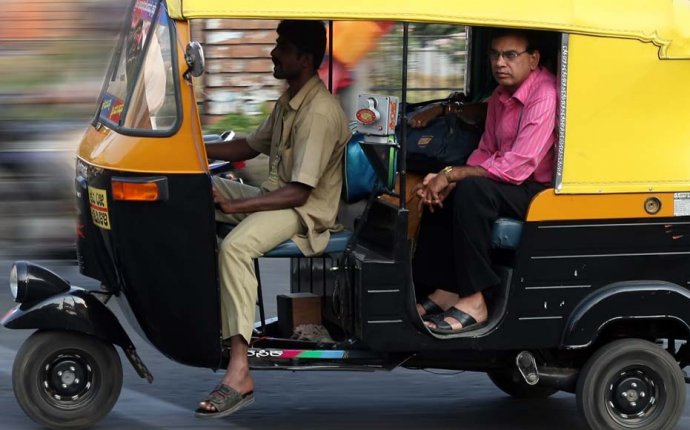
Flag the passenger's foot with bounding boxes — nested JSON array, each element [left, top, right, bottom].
[[416, 290, 459, 318], [425, 292, 488, 334]]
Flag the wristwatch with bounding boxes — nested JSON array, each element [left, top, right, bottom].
[[442, 165, 454, 182]]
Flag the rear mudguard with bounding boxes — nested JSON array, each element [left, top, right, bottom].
[[561, 281, 690, 348], [2, 287, 133, 349]]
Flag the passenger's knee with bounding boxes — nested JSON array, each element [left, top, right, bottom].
[[454, 176, 491, 199]]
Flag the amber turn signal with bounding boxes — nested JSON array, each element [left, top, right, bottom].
[[112, 177, 168, 201]]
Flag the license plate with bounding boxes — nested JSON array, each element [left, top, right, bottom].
[[88, 186, 111, 230]]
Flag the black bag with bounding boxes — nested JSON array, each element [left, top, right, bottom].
[[403, 113, 482, 173]]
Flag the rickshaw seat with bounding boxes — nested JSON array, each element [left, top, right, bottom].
[[491, 217, 523, 250], [215, 224, 352, 257], [215, 223, 352, 337]]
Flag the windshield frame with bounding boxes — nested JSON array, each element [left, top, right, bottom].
[[92, 0, 182, 138]]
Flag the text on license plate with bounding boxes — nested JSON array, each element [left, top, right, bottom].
[[88, 186, 111, 230]]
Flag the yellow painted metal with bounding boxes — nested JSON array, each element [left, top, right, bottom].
[[78, 21, 208, 174], [559, 34, 690, 194], [527, 189, 674, 221], [166, 0, 690, 59]]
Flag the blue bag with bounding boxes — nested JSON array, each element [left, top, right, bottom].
[[341, 133, 377, 203]]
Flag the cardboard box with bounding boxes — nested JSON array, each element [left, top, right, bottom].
[[277, 292, 322, 337]]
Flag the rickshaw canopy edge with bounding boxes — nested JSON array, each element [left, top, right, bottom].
[[165, 0, 690, 59]]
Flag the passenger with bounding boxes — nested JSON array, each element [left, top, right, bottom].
[[413, 28, 557, 334], [196, 20, 351, 418]]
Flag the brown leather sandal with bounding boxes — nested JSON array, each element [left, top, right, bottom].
[[195, 384, 255, 419]]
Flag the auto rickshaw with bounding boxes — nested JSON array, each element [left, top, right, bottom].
[[3, 0, 690, 429]]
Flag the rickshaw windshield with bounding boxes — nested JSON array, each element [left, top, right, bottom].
[[96, 0, 180, 135]]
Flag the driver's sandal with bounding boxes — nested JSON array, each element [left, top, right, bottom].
[[195, 384, 255, 419]]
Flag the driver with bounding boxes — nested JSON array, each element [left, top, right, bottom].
[[195, 20, 351, 418]]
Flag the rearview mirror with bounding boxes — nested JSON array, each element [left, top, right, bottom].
[[184, 41, 205, 78]]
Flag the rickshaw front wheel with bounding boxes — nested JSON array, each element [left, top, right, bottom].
[[12, 330, 123, 430], [487, 370, 558, 398], [576, 338, 685, 430]]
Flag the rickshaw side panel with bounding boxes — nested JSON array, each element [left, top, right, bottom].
[[559, 34, 690, 194], [75, 10, 222, 368], [561, 281, 690, 348], [500, 217, 690, 347], [326, 208, 690, 353], [77, 166, 222, 369]]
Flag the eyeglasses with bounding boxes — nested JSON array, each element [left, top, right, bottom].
[[488, 49, 529, 62]]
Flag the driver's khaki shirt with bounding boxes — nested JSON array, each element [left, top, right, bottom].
[[246, 76, 351, 256]]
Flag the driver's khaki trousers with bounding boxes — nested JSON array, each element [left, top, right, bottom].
[[213, 177, 304, 343]]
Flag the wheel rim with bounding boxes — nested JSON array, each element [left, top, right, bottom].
[[606, 366, 663, 427], [39, 351, 97, 410]]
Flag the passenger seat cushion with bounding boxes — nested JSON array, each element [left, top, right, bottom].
[[491, 218, 524, 249]]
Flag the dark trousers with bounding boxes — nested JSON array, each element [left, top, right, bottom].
[[412, 176, 546, 298]]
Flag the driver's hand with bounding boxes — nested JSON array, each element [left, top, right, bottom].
[[212, 186, 232, 213], [212, 186, 223, 203]]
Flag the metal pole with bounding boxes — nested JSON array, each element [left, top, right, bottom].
[[399, 23, 409, 210], [328, 20, 334, 93]]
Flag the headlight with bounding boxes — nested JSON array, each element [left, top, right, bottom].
[[10, 261, 70, 304], [9, 264, 18, 300]]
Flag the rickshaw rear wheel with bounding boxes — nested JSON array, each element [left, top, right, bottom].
[[12, 330, 123, 430], [576, 338, 685, 430], [487, 370, 558, 398]]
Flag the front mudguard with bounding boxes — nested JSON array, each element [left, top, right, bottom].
[[2, 286, 153, 382], [2, 287, 134, 350], [561, 281, 690, 349]]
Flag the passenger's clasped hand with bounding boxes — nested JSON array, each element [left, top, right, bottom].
[[415, 172, 455, 213]]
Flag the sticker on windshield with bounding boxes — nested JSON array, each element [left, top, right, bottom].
[[88, 186, 111, 230], [674, 193, 690, 216], [100, 94, 124, 123]]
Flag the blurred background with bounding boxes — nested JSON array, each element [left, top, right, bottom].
[[0, 0, 468, 259], [0, 0, 128, 258]]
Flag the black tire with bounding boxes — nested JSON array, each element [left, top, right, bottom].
[[576, 338, 685, 430], [12, 330, 123, 430], [487, 370, 558, 399]]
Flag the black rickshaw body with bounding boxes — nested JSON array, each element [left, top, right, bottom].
[[70, 1, 223, 368], [4, 0, 690, 428]]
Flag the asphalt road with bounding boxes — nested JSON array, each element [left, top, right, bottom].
[[1, 258, 690, 430]]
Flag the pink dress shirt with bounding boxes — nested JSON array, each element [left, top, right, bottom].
[[466, 67, 557, 185]]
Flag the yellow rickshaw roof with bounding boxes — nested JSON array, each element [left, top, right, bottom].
[[166, 0, 690, 59]]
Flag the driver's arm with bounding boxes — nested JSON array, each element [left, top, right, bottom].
[[205, 138, 260, 162], [214, 182, 311, 213]]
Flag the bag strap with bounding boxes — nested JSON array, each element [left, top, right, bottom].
[[405, 97, 449, 111]]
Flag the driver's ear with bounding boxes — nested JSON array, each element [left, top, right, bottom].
[[299, 52, 314, 71]]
